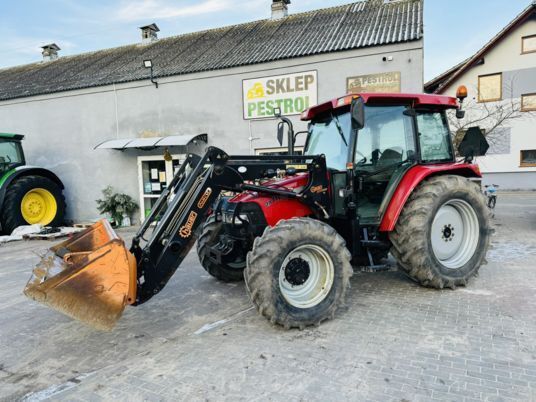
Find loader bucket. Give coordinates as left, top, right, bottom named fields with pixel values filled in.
left=23, top=220, right=137, bottom=331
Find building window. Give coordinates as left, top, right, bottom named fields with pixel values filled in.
left=521, top=93, right=536, bottom=112
left=478, top=73, right=502, bottom=102
left=520, top=150, right=536, bottom=167
left=522, top=35, right=536, bottom=54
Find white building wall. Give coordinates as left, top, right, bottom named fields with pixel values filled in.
left=441, top=19, right=536, bottom=189
left=0, top=41, right=423, bottom=221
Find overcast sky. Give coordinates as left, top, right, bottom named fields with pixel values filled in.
left=0, top=0, right=532, bottom=81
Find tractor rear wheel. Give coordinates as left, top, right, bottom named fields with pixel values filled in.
left=197, top=216, right=246, bottom=282
left=245, top=218, right=353, bottom=329
left=1, top=175, right=65, bottom=234
left=390, top=175, right=491, bottom=289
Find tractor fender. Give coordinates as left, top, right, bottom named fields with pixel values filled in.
left=0, top=166, right=64, bottom=211
left=379, top=163, right=481, bottom=232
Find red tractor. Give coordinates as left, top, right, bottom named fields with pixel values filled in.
left=24, top=88, right=492, bottom=331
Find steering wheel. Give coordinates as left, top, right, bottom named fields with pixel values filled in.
left=356, top=150, right=367, bottom=165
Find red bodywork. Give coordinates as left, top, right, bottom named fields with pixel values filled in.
left=379, top=163, right=481, bottom=232
left=229, top=174, right=314, bottom=227
left=229, top=92, right=479, bottom=232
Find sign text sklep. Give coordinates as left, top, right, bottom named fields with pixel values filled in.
left=243, top=71, right=318, bottom=119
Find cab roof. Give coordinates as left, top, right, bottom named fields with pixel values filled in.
left=0, top=133, right=24, bottom=140
left=301, top=93, right=459, bottom=121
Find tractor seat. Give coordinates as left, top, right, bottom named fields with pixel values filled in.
left=377, top=148, right=403, bottom=167
left=367, top=148, right=404, bottom=183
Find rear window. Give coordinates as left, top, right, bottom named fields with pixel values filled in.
left=416, top=112, right=454, bottom=163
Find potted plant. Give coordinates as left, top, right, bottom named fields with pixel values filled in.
left=96, top=186, right=138, bottom=227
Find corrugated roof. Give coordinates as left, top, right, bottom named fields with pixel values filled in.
left=0, top=0, right=422, bottom=101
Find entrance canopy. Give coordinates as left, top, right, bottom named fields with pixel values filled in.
left=94, top=134, right=207, bottom=150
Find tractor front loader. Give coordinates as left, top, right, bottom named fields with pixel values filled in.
left=24, top=88, right=492, bottom=331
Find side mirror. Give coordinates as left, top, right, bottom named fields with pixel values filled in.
left=351, top=97, right=365, bottom=130
left=277, top=122, right=286, bottom=146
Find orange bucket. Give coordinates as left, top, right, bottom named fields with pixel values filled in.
left=24, top=220, right=137, bottom=331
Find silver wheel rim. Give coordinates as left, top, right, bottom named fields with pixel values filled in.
left=278, top=244, right=335, bottom=309
left=431, top=199, right=480, bottom=269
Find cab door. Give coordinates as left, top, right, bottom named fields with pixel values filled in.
left=354, top=105, right=417, bottom=225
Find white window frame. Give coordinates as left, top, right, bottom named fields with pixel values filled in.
left=521, top=93, right=536, bottom=112
left=478, top=73, right=502, bottom=103
left=521, top=34, right=536, bottom=55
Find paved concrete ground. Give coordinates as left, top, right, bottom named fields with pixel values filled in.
left=0, top=193, right=535, bottom=402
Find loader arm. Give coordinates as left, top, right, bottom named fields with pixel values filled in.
left=24, top=146, right=331, bottom=330
left=130, top=147, right=331, bottom=305
left=131, top=147, right=242, bottom=304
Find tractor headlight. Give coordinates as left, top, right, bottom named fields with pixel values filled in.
left=222, top=212, right=234, bottom=224
left=234, top=214, right=250, bottom=225
left=222, top=212, right=249, bottom=225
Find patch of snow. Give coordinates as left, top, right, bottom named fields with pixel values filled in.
left=0, top=225, right=42, bottom=244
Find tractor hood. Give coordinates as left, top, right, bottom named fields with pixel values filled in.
left=228, top=172, right=313, bottom=226
left=230, top=172, right=310, bottom=204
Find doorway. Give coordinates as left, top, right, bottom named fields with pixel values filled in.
left=137, top=154, right=184, bottom=222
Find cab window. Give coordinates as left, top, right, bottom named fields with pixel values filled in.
left=305, top=111, right=350, bottom=170
left=0, top=140, right=23, bottom=166
left=355, top=106, right=416, bottom=171
left=416, top=112, right=454, bottom=163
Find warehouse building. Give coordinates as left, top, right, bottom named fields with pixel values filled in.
left=0, top=0, right=424, bottom=222
left=425, top=2, right=536, bottom=189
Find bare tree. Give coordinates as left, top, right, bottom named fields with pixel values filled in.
left=447, top=77, right=536, bottom=153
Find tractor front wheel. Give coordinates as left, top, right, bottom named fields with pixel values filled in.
left=390, top=175, right=491, bottom=289
left=245, top=218, right=353, bottom=329
left=197, top=216, right=247, bottom=282
left=0, top=175, right=65, bottom=234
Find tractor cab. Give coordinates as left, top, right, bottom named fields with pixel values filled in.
left=300, top=93, right=461, bottom=225
left=0, top=133, right=25, bottom=174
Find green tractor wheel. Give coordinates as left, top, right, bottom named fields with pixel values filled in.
left=0, top=175, right=66, bottom=234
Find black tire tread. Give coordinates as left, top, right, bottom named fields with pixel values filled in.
left=0, top=175, right=66, bottom=234
left=196, top=216, right=245, bottom=282
left=244, top=217, right=353, bottom=329
left=390, top=175, right=491, bottom=289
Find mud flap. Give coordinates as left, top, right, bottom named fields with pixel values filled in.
left=23, top=220, right=137, bottom=331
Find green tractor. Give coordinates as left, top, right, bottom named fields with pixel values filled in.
left=0, top=133, right=65, bottom=234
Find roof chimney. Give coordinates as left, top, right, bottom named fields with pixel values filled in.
left=140, top=23, right=160, bottom=44
left=41, top=44, right=60, bottom=61
left=271, top=0, right=290, bottom=20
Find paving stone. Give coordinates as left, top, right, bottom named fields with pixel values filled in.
left=1, top=194, right=535, bottom=401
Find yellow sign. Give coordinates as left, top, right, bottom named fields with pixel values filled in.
left=243, top=71, right=318, bottom=119
left=286, top=164, right=308, bottom=170
left=347, top=72, right=401, bottom=94
left=247, top=83, right=265, bottom=100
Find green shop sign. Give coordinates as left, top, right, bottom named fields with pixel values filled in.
left=242, top=71, right=318, bottom=120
